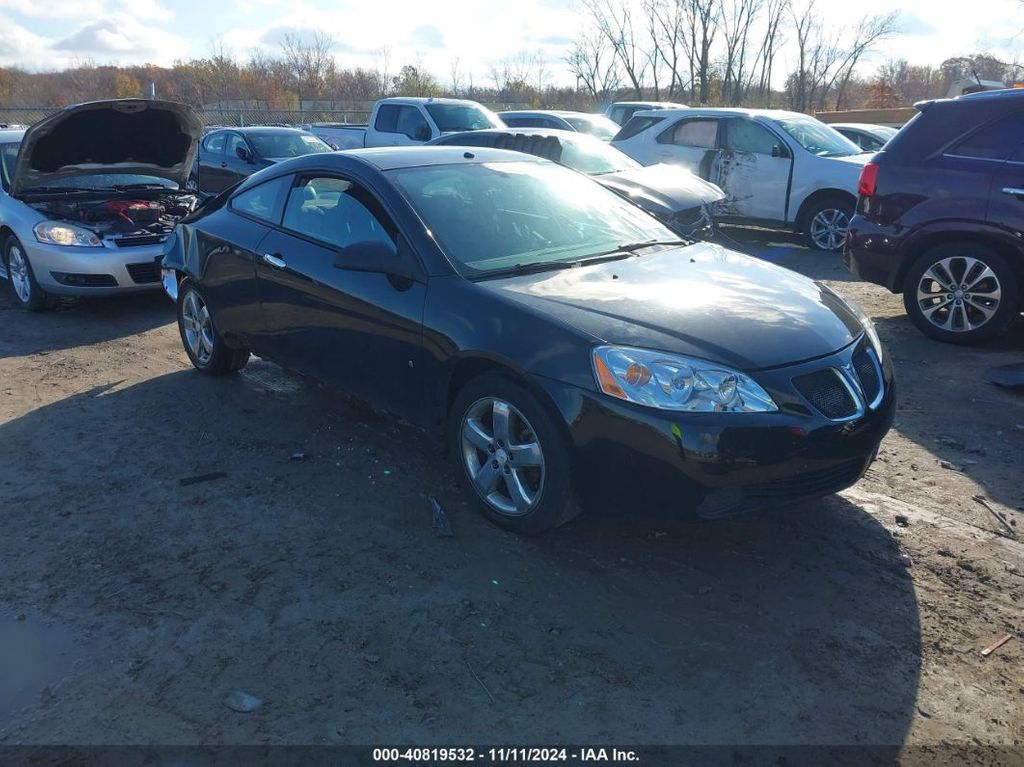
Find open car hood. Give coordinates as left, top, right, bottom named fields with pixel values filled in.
left=598, top=163, right=726, bottom=214
left=11, top=99, right=203, bottom=197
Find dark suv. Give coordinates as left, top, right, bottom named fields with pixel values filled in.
left=845, top=89, right=1024, bottom=344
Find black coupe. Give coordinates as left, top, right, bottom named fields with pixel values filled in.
left=162, top=147, right=894, bottom=533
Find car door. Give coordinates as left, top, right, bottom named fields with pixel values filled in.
left=254, top=173, right=427, bottom=421
left=224, top=132, right=256, bottom=185
left=198, top=131, right=227, bottom=192
left=978, top=111, right=1024, bottom=235
left=649, top=117, right=722, bottom=179
left=715, top=117, right=792, bottom=222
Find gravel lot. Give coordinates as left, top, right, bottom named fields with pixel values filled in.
left=0, top=230, right=1021, bottom=750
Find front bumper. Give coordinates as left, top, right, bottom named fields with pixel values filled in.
left=536, top=339, right=896, bottom=517
left=845, top=216, right=906, bottom=293
left=23, top=238, right=165, bottom=296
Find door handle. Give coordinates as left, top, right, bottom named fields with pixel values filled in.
left=262, top=253, right=287, bottom=269
left=220, top=162, right=227, bottom=168
left=1001, top=187, right=1024, bottom=197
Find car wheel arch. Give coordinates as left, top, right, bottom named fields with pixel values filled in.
left=794, top=189, right=856, bottom=232
left=898, top=232, right=1023, bottom=298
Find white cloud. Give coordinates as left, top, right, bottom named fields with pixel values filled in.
left=0, top=13, right=48, bottom=59
left=52, top=13, right=189, bottom=66
left=0, top=0, right=106, bottom=17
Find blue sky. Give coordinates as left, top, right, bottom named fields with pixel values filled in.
left=0, top=0, right=1021, bottom=85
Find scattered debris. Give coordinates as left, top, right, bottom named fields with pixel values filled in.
left=895, top=514, right=910, bottom=528
left=986, top=363, right=1024, bottom=388
left=935, top=434, right=966, bottom=450
left=363, top=653, right=381, bottom=664
left=939, top=460, right=963, bottom=472
left=224, top=690, right=263, bottom=713
left=290, top=451, right=307, bottom=461
left=653, top=531, right=667, bottom=538
left=972, top=495, right=1018, bottom=538
left=179, top=472, right=227, bottom=487
left=15, top=613, right=26, bottom=621
left=899, top=553, right=914, bottom=568
left=465, top=659, right=496, bottom=704
left=383, top=469, right=392, bottom=476
left=429, top=496, right=454, bottom=537
left=980, top=634, right=1013, bottom=658
left=491, top=579, right=500, bottom=586
left=697, top=585, right=713, bottom=595
left=917, top=704, right=933, bottom=718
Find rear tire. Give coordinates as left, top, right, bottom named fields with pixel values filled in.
left=177, top=280, right=249, bottom=374
left=902, top=242, right=1019, bottom=344
left=802, top=197, right=854, bottom=251
left=449, top=373, right=578, bottom=535
left=4, top=235, right=55, bottom=311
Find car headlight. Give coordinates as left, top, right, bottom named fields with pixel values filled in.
left=592, top=345, right=778, bottom=413
left=33, top=222, right=101, bottom=247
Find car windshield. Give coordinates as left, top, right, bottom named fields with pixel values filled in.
left=389, top=160, right=676, bottom=276
left=776, top=118, right=861, bottom=157
left=426, top=104, right=503, bottom=132
left=557, top=134, right=641, bottom=175
left=874, top=126, right=898, bottom=140
left=563, top=114, right=621, bottom=141
left=249, top=132, right=332, bottom=158
left=0, top=142, right=18, bottom=192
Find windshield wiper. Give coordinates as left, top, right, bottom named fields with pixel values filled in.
left=476, top=251, right=638, bottom=280
left=604, top=239, right=688, bottom=254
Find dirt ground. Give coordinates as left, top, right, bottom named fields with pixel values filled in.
left=0, top=232, right=1021, bottom=754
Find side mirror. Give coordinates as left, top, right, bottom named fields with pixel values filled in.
left=413, top=124, right=432, bottom=142
left=333, top=238, right=418, bottom=282
left=236, top=146, right=252, bottom=162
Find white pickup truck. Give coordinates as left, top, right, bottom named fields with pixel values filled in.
left=307, top=97, right=504, bottom=149
left=612, top=107, right=873, bottom=250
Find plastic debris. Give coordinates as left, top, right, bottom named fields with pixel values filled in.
left=224, top=690, right=263, bottom=713
left=980, top=633, right=1013, bottom=658
left=895, top=514, right=910, bottom=528
left=986, top=363, right=1024, bottom=388
left=430, top=496, right=454, bottom=537
left=363, top=653, right=381, bottom=664
left=290, top=452, right=307, bottom=462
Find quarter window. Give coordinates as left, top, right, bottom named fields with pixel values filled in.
left=281, top=176, right=396, bottom=251
left=202, top=132, right=226, bottom=153
left=951, top=111, right=1024, bottom=160
left=230, top=175, right=291, bottom=223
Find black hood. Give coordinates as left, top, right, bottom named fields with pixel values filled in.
left=12, top=99, right=202, bottom=197
left=478, top=243, right=864, bottom=371
left=597, top=163, right=725, bottom=215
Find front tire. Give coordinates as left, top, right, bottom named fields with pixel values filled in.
left=177, top=280, right=249, bottom=374
left=902, top=242, right=1019, bottom=344
left=803, top=197, right=854, bottom=251
left=449, top=374, right=578, bottom=535
left=4, top=235, right=54, bottom=311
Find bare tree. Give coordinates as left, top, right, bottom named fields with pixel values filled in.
left=281, top=30, right=336, bottom=103
left=371, top=46, right=392, bottom=98
left=567, top=26, right=623, bottom=102
left=683, top=0, right=719, bottom=104
left=719, top=0, right=764, bottom=104
left=450, top=57, right=464, bottom=96
left=583, top=0, right=651, bottom=99
left=643, top=0, right=691, bottom=99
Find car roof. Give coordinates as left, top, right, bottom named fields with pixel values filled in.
left=346, top=145, right=548, bottom=171
left=611, top=101, right=684, bottom=108
left=831, top=123, right=891, bottom=131
left=959, top=88, right=1024, bottom=101
left=0, top=128, right=26, bottom=142
left=433, top=128, right=573, bottom=142
left=641, top=107, right=807, bottom=120
left=499, top=110, right=588, bottom=118
left=379, top=97, right=484, bottom=107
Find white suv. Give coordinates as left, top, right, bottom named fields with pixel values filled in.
left=612, top=108, right=873, bottom=250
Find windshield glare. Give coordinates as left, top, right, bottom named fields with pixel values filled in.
left=426, top=104, right=503, bottom=132
left=776, top=118, right=861, bottom=157
left=558, top=134, right=640, bottom=175
left=390, top=161, right=675, bottom=276
left=564, top=115, right=620, bottom=141
left=250, top=132, right=332, bottom=157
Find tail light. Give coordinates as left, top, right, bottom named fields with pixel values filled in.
left=858, top=163, right=879, bottom=198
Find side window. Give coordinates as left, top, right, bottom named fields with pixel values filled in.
left=616, top=115, right=664, bottom=141
left=724, top=119, right=779, bottom=155
left=396, top=106, right=431, bottom=140
left=375, top=104, right=400, bottom=133
left=226, top=133, right=249, bottom=159
left=281, top=175, right=396, bottom=251
left=659, top=119, right=719, bottom=148
left=950, top=111, right=1024, bottom=160
left=609, top=107, right=627, bottom=125
left=229, top=175, right=291, bottom=223
left=202, top=132, right=226, bottom=154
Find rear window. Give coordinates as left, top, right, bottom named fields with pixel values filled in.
left=949, top=111, right=1024, bottom=160
left=614, top=115, right=665, bottom=142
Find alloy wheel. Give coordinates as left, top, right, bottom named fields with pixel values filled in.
left=181, top=289, right=215, bottom=365
left=809, top=207, right=850, bottom=251
left=8, top=244, right=31, bottom=303
left=461, top=397, right=545, bottom=517
left=915, top=255, right=1002, bottom=333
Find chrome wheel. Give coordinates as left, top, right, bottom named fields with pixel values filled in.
left=915, top=255, right=1002, bottom=333
left=181, top=289, right=215, bottom=365
left=8, top=243, right=31, bottom=303
left=809, top=207, right=850, bottom=250
left=461, top=397, right=545, bottom=517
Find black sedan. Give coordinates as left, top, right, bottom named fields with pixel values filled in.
left=162, top=147, right=894, bottom=533
left=193, top=126, right=332, bottom=194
